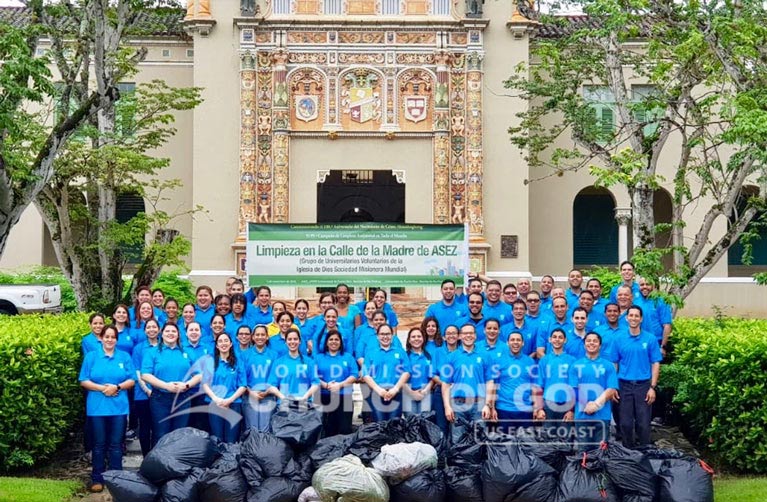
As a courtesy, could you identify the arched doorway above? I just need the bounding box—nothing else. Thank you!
[573,186,618,268]
[654,188,673,271]
[317,170,405,223]
[728,185,767,276]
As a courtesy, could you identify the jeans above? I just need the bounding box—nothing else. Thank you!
[134,399,153,456]
[496,409,534,435]
[432,386,448,435]
[243,394,276,433]
[576,419,610,451]
[403,388,432,417]
[150,390,191,446]
[209,402,243,443]
[90,415,127,484]
[321,392,354,437]
[188,393,210,433]
[619,379,652,448]
[369,391,402,422]
[542,401,572,440]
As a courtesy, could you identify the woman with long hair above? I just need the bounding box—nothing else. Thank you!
[267,329,319,406]
[202,332,247,442]
[79,325,135,493]
[244,325,277,432]
[184,321,214,432]
[130,301,156,346]
[81,313,106,355]
[133,319,161,455]
[361,324,410,422]
[111,304,134,355]
[403,327,433,417]
[315,329,358,436]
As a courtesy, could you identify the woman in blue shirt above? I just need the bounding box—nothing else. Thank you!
[164,298,180,327]
[234,325,253,355]
[130,301,155,346]
[355,309,391,363]
[422,317,447,432]
[371,289,399,328]
[306,293,336,354]
[335,283,362,334]
[79,325,135,493]
[141,323,202,445]
[362,324,411,422]
[404,327,434,417]
[184,321,213,433]
[194,285,216,334]
[293,298,312,332]
[202,332,247,442]
[313,307,352,356]
[244,325,277,432]
[267,329,320,406]
[81,313,106,355]
[210,314,227,346]
[316,329,358,436]
[178,303,197,346]
[111,304,134,355]
[225,293,254,336]
[133,319,160,455]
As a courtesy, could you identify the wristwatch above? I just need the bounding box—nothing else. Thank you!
[116,383,122,391]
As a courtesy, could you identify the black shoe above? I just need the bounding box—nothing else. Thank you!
[125,429,137,441]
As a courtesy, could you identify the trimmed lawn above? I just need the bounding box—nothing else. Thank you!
[715,476,767,502]
[0,477,79,502]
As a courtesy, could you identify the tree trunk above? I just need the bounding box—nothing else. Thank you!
[632,184,655,250]
[127,228,180,301]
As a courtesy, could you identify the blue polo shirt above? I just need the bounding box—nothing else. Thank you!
[442,346,493,399]
[563,328,588,359]
[537,351,576,405]
[79,350,135,416]
[608,282,641,304]
[316,351,358,395]
[133,342,158,401]
[476,339,505,371]
[432,345,459,380]
[141,344,198,387]
[540,295,553,311]
[501,321,538,356]
[635,295,672,343]
[202,357,247,403]
[185,341,214,363]
[494,352,537,413]
[354,323,377,359]
[525,313,548,340]
[194,305,216,332]
[224,311,257,337]
[594,324,627,362]
[565,289,583,308]
[455,315,488,342]
[269,334,309,358]
[249,305,273,327]
[268,353,320,400]
[614,331,663,381]
[313,326,352,356]
[535,318,572,352]
[483,301,512,326]
[338,305,361,335]
[362,345,410,389]
[406,350,433,390]
[81,333,101,355]
[567,306,607,331]
[115,326,136,355]
[424,300,467,335]
[245,346,276,391]
[568,356,619,421]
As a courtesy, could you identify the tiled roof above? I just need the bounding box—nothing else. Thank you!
[0,6,187,39]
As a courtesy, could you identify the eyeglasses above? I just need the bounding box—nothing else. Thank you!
[527,298,541,303]
[378,332,393,337]
[503,291,517,295]
[468,301,483,305]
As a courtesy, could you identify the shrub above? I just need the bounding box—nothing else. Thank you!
[664,318,767,473]
[0,313,89,470]
[584,266,621,294]
[0,266,77,313]
[151,271,196,306]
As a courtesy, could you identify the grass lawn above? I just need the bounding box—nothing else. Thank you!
[0,477,80,502]
[715,476,767,502]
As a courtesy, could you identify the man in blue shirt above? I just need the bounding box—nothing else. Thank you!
[636,277,672,355]
[568,332,619,450]
[614,305,663,448]
[565,269,584,307]
[489,332,540,433]
[442,324,494,426]
[539,275,555,310]
[609,260,642,303]
[523,290,547,337]
[535,328,575,430]
[425,279,468,334]
[501,299,538,356]
[586,278,605,313]
[456,293,488,341]
[570,290,607,331]
[482,280,513,325]
[536,296,572,358]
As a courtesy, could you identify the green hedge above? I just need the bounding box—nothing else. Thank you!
[665,318,767,473]
[0,313,89,470]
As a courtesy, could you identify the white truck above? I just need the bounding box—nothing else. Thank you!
[0,284,63,315]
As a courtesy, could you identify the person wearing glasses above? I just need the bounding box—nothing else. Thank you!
[442,323,494,426]
[361,324,411,421]
[501,283,518,305]
[501,300,538,357]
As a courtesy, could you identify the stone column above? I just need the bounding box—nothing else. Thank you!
[615,207,632,263]
[238,51,258,236]
[272,49,290,223]
[465,51,484,237]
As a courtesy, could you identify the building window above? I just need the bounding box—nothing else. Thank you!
[115,82,136,137]
[433,0,450,15]
[381,0,398,14]
[405,0,428,14]
[186,49,194,58]
[296,0,319,13]
[573,186,619,268]
[728,185,767,275]
[161,48,171,58]
[323,0,342,13]
[583,86,615,143]
[116,191,146,264]
[273,0,290,14]
[347,0,375,14]
[632,85,662,137]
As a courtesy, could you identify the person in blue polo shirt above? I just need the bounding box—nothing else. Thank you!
[568,332,619,450]
[362,324,411,421]
[316,329,358,436]
[442,323,494,426]
[636,277,672,353]
[563,307,589,359]
[202,332,247,443]
[225,293,256,337]
[456,292,488,341]
[141,323,202,445]
[483,280,513,325]
[81,313,106,355]
[249,286,275,326]
[570,291,607,331]
[565,269,584,307]
[535,328,575,436]
[79,325,135,493]
[595,303,626,362]
[129,301,155,346]
[111,304,135,355]
[523,291,548,338]
[501,300,537,356]
[133,319,161,456]
[490,331,540,434]
[614,305,662,448]
[609,261,641,303]
[403,327,434,416]
[424,279,467,335]
[182,321,213,432]
[539,275,555,310]
[267,329,320,406]
[244,325,277,432]
[536,296,572,358]
[431,323,458,434]
[194,286,216,334]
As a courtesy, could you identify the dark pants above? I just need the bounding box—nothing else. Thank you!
[619,379,652,448]
[150,391,191,446]
[127,388,137,432]
[90,415,127,484]
[135,399,153,456]
[496,409,534,435]
[209,402,243,443]
[543,401,572,440]
[321,392,354,437]
[369,391,402,422]
[576,419,609,451]
[432,386,448,435]
[188,393,210,433]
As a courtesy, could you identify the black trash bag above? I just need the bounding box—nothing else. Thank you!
[482,442,556,502]
[198,449,249,502]
[657,458,714,502]
[444,466,483,502]
[516,428,575,472]
[103,470,159,502]
[140,427,219,485]
[558,454,620,502]
[347,420,407,463]
[446,415,485,467]
[161,467,204,502]
[508,473,558,502]
[597,442,657,501]
[390,468,446,502]
[635,445,690,461]
[401,413,448,459]
[283,453,314,483]
[247,477,309,502]
[240,428,294,486]
[270,405,324,451]
[307,433,354,470]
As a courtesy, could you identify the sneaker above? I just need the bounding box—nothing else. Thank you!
[125,429,137,441]
[90,483,104,493]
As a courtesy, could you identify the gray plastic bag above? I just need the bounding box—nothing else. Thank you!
[312,455,389,502]
[370,442,438,484]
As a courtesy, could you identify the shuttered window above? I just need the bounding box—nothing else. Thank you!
[573,188,618,268]
[728,186,767,275]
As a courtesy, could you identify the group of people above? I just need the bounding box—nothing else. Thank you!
[78,261,671,492]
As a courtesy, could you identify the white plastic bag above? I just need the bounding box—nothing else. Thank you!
[313,455,389,502]
[298,486,321,502]
[370,442,438,484]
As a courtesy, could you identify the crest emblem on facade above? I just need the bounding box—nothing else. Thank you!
[295,95,319,122]
[342,70,381,124]
[404,95,428,123]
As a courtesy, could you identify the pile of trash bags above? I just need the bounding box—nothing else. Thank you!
[102,411,714,502]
